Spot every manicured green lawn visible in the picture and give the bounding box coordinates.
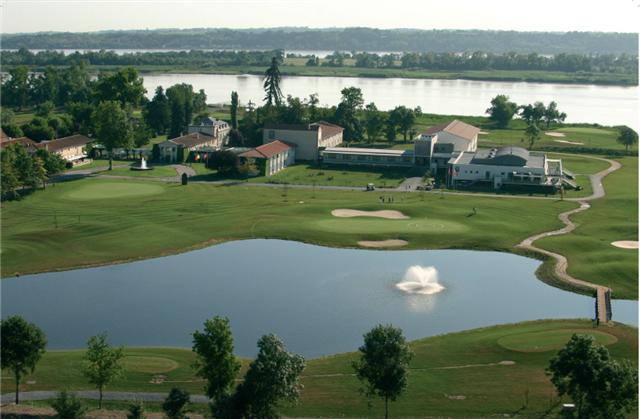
[100,164,177,178]
[1,177,574,276]
[251,163,411,188]
[537,157,638,299]
[190,163,412,188]
[2,320,636,417]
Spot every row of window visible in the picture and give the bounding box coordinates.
[325,153,412,163]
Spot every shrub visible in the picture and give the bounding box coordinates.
[50,391,87,419]
[162,388,190,419]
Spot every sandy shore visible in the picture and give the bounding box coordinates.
[358,239,409,248]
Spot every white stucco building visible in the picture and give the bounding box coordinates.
[263,121,343,161]
[188,117,230,146]
[448,146,564,189]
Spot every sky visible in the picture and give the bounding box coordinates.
[1,0,640,34]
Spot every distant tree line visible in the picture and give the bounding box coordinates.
[2,28,637,55]
[3,48,637,76]
[1,48,282,68]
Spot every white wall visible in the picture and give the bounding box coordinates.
[263,129,319,161]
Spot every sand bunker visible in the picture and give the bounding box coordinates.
[554,139,584,145]
[545,132,566,137]
[358,239,409,248]
[611,240,639,249]
[332,209,409,219]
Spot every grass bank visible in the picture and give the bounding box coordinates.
[536,156,638,299]
[1,177,575,276]
[2,320,637,417]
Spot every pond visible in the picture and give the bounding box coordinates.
[1,239,637,358]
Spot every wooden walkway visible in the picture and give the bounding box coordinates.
[596,288,612,324]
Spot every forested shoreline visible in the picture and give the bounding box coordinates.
[2,49,637,86]
[2,28,637,54]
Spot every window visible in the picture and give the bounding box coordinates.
[268,130,275,139]
[357,155,366,161]
[342,154,352,160]
[372,155,381,161]
[387,156,396,162]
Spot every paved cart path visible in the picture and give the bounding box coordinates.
[516,155,621,323]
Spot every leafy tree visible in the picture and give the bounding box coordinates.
[206,150,239,173]
[364,102,386,141]
[94,67,146,107]
[35,100,55,118]
[263,57,283,107]
[523,123,541,149]
[2,123,23,138]
[93,100,133,170]
[281,95,308,124]
[13,144,41,189]
[616,126,638,152]
[21,116,56,142]
[33,156,48,189]
[1,315,47,404]
[166,83,197,138]
[389,106,416,141]
[307,93,320,121]
[50,390,87,419]
[547,334,638,418]
[335,87,364,141]
[193,89,207,114]
[353,324,413,419]
[192,317,240,405]
[1,146,20,200]
[127,401,146,419]
[133,120,153,148]
[230,91,239,129]
[519,101,546,125]
[1,107,16,125]
[29,67,60,105]
[82,333,125,409]
[58,62,93,105]
[486,94,518,128]
[2,66,30,109]
[385,119,398,142]
[144,86,171,135]
[47,114,73,138]
[162,388,190,419]
[235,334,305,419]
[35,148,67,176]
[67,102,96,136]
[543,101,566,128]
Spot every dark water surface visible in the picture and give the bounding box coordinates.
[2,240,637,357]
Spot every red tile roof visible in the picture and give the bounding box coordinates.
[0,136,37,150]
[37,134,92,152]
[239,140,293,159]
[313,121,344,141]
[0,128,11,141]
[423,120,480,141]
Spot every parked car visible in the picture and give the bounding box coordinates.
[365,183,375,191]
[417,184,433,191]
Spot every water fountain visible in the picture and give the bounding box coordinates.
[396,266,445,295]
[131,156,153,171]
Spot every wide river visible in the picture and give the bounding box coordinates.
[2,240,637,358]
[142,73,639,129]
